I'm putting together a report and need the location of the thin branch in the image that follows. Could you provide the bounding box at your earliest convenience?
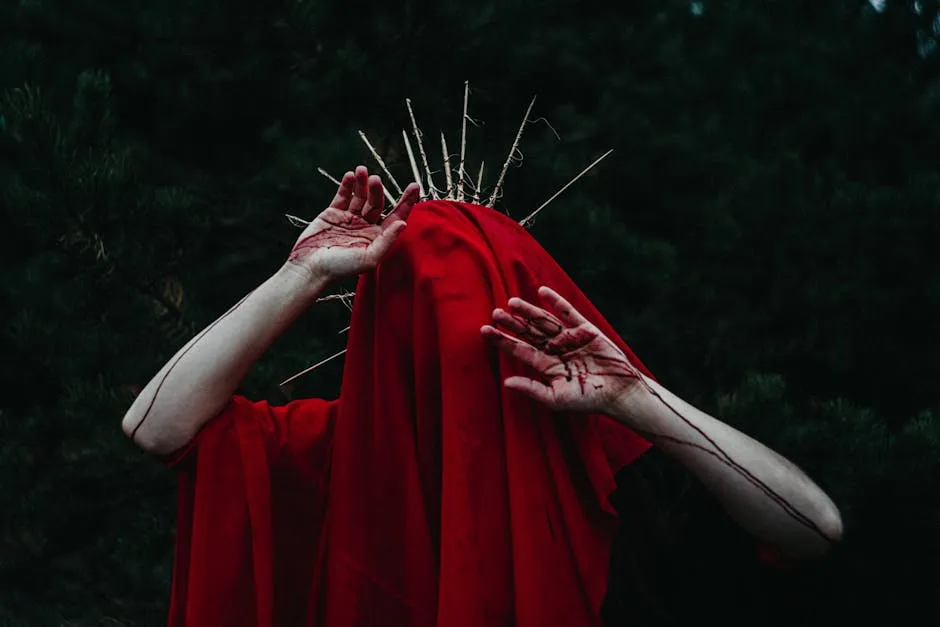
[519,149,614,229]
[318,165,396,205]
[317,291,355,313]
[358,130,403,200]
[285,213,310,227]
[472,161,485,204]
[405,98,439,199]
[317,167,342,187]
[316,292,356,304]
[441,132,454,200]
[279,348,347,387]
[457,80,470,201]
[402,129,425,199]
[487,95,537,208]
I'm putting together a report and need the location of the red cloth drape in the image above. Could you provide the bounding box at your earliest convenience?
[164,201,654,627]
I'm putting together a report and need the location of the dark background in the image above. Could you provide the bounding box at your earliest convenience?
[1,0,938,625]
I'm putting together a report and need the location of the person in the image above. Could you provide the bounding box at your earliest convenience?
[122,166,842,627]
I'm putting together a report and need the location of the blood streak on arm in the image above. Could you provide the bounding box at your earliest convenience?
[515,308,836,546]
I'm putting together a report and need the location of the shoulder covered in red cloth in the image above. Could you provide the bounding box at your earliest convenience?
[163,395,338,627]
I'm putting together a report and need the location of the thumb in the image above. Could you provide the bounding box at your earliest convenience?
[366,220,407,260]
[504,376,556,407]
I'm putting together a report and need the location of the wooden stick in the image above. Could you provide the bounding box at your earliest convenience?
[441,132,454,200]
[487,95,537,208]
[316,292,356,303]
[320,165,395,205]
[317,167,342,186]
[358,130,403,200]
[402,129,426,199]
[285,213,310,227]
[519,149,614,229]
[457,81,469,202]
[279,348,347,387]
[472,162,485,204]
[405,99,439,199]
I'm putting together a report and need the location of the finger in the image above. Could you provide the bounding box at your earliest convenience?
[492,308,529,336]
[543,326,598,357]
[383,183,421,226]
[361,175,385,223]
[493,308,551,346]
[504,376,556,406]
[480,325,544,369]
[365,220,407,262]
[328,172,356,210]
[506,297,566,337]
[538,286,590,326]
[349,166,369,215]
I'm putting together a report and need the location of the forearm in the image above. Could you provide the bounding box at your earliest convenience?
[121,264,329,455]
[609,376,843,561]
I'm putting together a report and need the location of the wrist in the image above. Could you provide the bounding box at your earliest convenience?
[275,261,331,303]
[604,376,659,429]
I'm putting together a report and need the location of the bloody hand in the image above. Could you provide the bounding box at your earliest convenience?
[481,286,644,414]
[287,165,420,282]
[484,290,842,554]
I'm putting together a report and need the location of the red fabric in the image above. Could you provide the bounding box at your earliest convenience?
[166,396,338,627]
[165,201,654,627]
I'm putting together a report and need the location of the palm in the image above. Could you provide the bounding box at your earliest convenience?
[528,331,630,411]
[481,286,641,413]
[298,208,386,278]
[288,166,420,281]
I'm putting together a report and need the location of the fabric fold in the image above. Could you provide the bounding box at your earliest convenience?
[164,201,653,627]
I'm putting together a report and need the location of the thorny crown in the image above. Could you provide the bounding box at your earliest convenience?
[280,81,613,388]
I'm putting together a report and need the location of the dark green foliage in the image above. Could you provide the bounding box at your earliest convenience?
[2,0,938,624]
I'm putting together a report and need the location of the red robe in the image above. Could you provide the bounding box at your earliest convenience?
[164,201,658,627]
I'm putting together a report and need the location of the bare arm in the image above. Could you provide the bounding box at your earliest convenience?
[122,167,420,455]
[121,266,327,455]
[607,376,842,561]
[482,286,843,563]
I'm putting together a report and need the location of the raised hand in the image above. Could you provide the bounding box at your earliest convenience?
[483,291,846,560]
[287,165,421,282]
[481,286,644,414]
